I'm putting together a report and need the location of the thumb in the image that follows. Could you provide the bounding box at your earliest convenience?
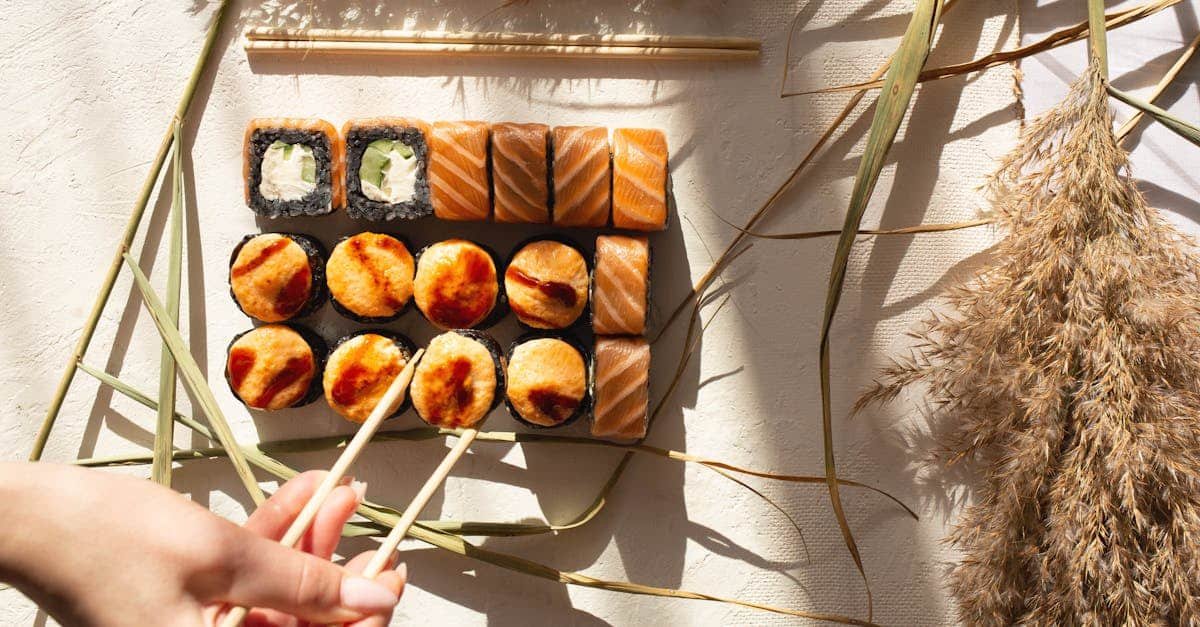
[219,534,399,623]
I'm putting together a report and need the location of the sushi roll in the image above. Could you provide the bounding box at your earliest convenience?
[228,233,326,323]
[326,232,415,323]
[243,118,344,217]
[492,122,551,224]
[591,336,649,442]
[505,335,590,428]
[551,126,611,228]
[612,128,668,231]
[591,234,650,335]
[226,324,325,411]
[428,121,492,221]
[323,330,416,423]
[413,239,503,330]
[504,237,588,330]
[410,330,505,428]
[343,117,432,220]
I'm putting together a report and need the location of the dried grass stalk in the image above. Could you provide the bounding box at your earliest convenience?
[859,66,1200,623]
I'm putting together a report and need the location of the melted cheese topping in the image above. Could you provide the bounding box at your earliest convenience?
[506,338,586,426]
[504,241,588,329]
[229,234,312,322]
[413,239,499,329]
[327,233,415,318]
[361,144,419,203]
[226,325,315,410]
[410,332,498,428]
[259,143,316,201]
[323,334,409,423]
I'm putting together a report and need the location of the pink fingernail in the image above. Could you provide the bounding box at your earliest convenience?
[396,562,408,580]
[341,577,398,612]
[350,480,367,503]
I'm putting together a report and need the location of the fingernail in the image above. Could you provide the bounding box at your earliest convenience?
[396,562,408,581]
[350,480,367,503]
[338,475,355,487]
[341,577,399,612]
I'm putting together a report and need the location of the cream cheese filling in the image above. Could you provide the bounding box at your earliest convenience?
[259,142,316,201]
[361,143,419,204]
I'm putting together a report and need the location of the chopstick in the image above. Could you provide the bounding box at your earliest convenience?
[359,428,479,578]
[243,28,760,60]
[217,348,424,627]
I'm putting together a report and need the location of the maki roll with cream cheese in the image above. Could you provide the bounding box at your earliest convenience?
[323,331,416,423]
[410,330,505,428]
[591,336,649,442]
[591,234,650,335]
[504,238,588,329]
[343,118,432,220]
[226,324,324,411]
[228,233,326,323]
[326,232,415,323]
[243,118,344,217]
[413,239,503,330]
[505,335,589,428]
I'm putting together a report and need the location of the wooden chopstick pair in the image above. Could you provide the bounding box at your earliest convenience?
[244,27,761,60]
[217,348,476,627]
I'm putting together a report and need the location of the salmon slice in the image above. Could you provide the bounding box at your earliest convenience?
[612,128,667,231]
[591,336,649,441]
[552,126,611,227]
[592,235,649,335]
[429,121,491,221]
[492,122,550,224]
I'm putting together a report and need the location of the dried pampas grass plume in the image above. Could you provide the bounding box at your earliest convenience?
[859,65,1200,624]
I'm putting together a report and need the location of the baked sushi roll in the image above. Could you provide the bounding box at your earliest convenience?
[326,232,415,323]
[323,330,416,423]
[504,237,588,329]
[428,121,492,221]
[243,118,344,217]
[226,324,325,411]
[551,126,611,227]
[505,335,590,428]
[228,233,326,323]
[413,239,504,330]
[591,336,649,442]
[612,128,668,231]
[410,330,505,428]
[591,234,650,335]
[492,122,551,224]
[343,117,432,220]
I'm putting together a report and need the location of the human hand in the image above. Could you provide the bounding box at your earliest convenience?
[0,463,405,627]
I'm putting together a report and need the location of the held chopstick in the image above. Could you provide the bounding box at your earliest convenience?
[217,348,424,627]
[245,27,761,50]
[243,40,759,61]
[359,428,480,578]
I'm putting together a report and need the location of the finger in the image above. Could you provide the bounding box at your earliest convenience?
[220,536,398,624]
[244,471,327,539]
[344,554,406,627]
[302,484,360,560]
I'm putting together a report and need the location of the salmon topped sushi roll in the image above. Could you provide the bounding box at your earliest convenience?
[228,233,326,323]
[343,117,432,220]
[226,324,325,411]
[505,238,589,330]
[612,128,668,231]
[410,330,505,429]
[414,239,503,330]
[323,331,416,423]
[492,122,551,224]
[326,232,415,323]
[591,336,649,442]
[591,234,650,335]
[428,121,491,221]
[505,335,590,428]
[243,118,344,217]
[552,126,610,228]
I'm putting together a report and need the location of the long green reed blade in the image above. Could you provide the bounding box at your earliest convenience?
[152,121,186,487]
[122,253,265,504]
[1108,86,1200,148]
[1116,32,1200,141]
[32,0,230,461]
[818,0,944,618]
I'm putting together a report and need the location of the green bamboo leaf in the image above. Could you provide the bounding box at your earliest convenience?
[819,0,945,618]
[33,0,230,462]
[122,253,265,504]
[1108,86,1200,148]
[152,121,186,487]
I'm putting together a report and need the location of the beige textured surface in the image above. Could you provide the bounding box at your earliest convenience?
[0,1,1020,624]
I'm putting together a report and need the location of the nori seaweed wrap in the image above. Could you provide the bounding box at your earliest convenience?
[225,324,326,411]
[323,330,416,423]
[228,232,327,322]
[504,333,590,428]
[343,117,432,220]
[243,118,344,217]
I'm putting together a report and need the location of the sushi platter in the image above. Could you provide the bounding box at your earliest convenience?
[228,117,667,442]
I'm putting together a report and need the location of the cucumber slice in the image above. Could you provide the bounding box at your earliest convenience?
[300,149,316,184]
[360,139,396,188]
[396,142,414,159]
